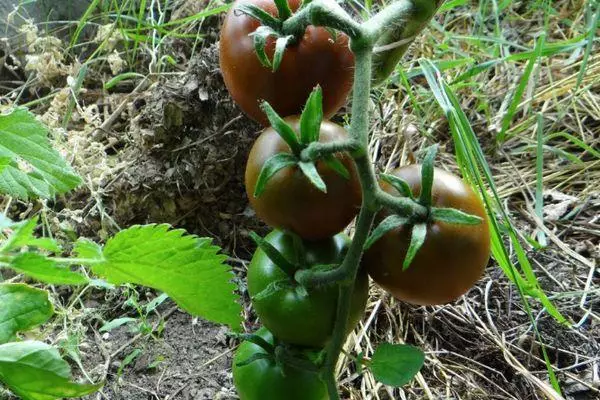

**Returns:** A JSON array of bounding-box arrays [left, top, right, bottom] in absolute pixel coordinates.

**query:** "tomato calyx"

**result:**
[[365, 145, 485, 270], [253, 86, 351, 198]]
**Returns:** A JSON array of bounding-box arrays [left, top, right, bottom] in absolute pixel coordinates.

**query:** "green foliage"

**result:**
[[0, 284, 53, 344], [0, 341, 102, 400], [0, 108, 81, 200], [370, 343, 425, 387]]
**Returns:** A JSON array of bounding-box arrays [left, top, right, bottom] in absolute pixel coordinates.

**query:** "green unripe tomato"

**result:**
[[232, 327, 328, 400], [247, 230, 369, 348]]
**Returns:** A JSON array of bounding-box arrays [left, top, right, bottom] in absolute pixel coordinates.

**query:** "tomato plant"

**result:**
[[219, 0, 354, 126], [363, 164, 491, 306], [247, 230, 368, 348], [245, 116, 361, 240], [233, 327, 328, 400]]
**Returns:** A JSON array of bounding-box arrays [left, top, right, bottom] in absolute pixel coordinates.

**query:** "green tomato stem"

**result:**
[[299, 140, 362, 162]]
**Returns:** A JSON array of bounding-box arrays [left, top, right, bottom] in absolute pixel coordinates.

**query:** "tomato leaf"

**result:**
[[253, 153, 298, 197], [364, 215, 408, 250], [419, 145, 438, 207], [236, 3, 281, 30], [260, 103, 302, 154], [370, 343, 424, 387], [403, 223, 427, 270], [299, 86, 323, 144], [0, 218, 61, 253], [249, 231, 299, 277], [10, 253, 88, 285], [431, 207, 483, 225], [0, 108, 81, 200], [0, 341, 103, 400], [0, 284, 53, 345], [89, 224, 242, 330], [251, 26, 275, 68], [298, 161, 327, 193], [272, 35, 293, 71], [380, 173, 413, 199]]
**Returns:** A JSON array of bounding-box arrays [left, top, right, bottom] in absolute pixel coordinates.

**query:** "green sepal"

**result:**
[[300, 86, 323, 144], [249, 231, 299, 277], [273, 0, 292, 19], [298, 161, 327, 193], [253, 153, 298, 197], [252, 279, 293, 301], [236, 352, 272, 367], [323, 156, 350, 180], [380, 173, 413, 199], [403, 223, 427, 270], [419, 145, 438, 207], [236, 3, 281, 30], [430, 207, 482, 225], [364, 215, 408, 250], [260, 102, 303, 154], [251, 26, 277, 68], [273, 35, 293, 71]]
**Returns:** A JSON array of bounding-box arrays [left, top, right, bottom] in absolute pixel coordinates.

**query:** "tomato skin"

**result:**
[[363, 165, 491, 306], [247, 230, 369, 348], [233, 327, 328, 400], [219, 0, 354, 126], [245, 117, 361, 240]]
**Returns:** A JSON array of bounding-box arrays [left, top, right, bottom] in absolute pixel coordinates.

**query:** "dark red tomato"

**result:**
[[247, 230, 369, 348], [233, 327, 328, 400], [363, 165, 491, 306], [219, 0, 354, 126], [245, 117, 361, 240]]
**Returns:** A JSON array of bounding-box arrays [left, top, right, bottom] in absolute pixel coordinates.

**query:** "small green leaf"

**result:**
[[323, 156, 350, 180], [1, 218, 60, 253], [253, 153, 298, 197], [370, 343, 425, 387], [10, 253, 88, 285], [430, 207, 482, 225], [419, 145, 438, 207], [364, 215, 407, 250], [403, 223, 427, 270], [273, 35, 293, 71], [99, 317, 138, 333], [260, 102, 302, 154], [0, 108, 81, 200], [251, 26, 275, 68], [118, 349, 142, 376], [249, 231, 298, 276], [236, 3, 281, 30], [91, 224, 242, 330], [0, 341, 103, 399], [0, 284, 53, 344], [380, 173, 413, 199], [298, 161, 326, 193], [299, 86, 323, 144]]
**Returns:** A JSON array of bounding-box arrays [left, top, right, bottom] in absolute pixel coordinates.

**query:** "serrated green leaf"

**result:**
[[72, 238, 104, 261], [380, 173, 413, 199], [299, 86, 323, 144], [0, 108, 81, 200], [90, 224, 242, 330], [1, 218, 60, 253], [0, 284, 53, 344], [419, 145, 438, 207], [0, 341, 102, 400], [370, 343, 424, 387], [364, 215, 408, 250], [323, 156, 350, 180], [10, 253, 87, 285], [273, 35, 293, 71], [403, 223, 427, 271], [253, 153, 298, 197], [260, 102, 302, 154], [298, 161, 326, 193], [430, 207, 482, 225]]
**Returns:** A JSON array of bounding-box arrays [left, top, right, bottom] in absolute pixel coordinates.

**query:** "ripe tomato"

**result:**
[[247, 230, 369, 348], [219, 0, 354, 126], [233, 327, 328, 400], [245, 117, 361, 240], [363, 165, 491, 305]]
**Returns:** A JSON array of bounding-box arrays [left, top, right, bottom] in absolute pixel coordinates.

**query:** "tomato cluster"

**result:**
[[219, 0, 491, 397]]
